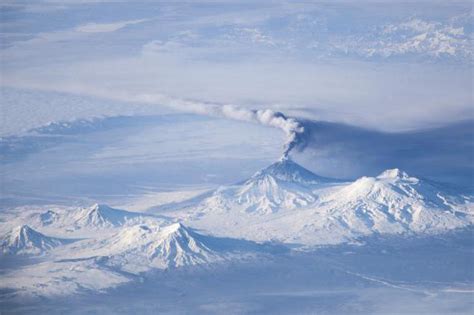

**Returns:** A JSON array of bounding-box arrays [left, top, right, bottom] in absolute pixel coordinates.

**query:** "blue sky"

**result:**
[[1, 1, 472, 132]]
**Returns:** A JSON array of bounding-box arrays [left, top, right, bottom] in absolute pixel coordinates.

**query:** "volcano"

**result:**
[[1, 225, 66, 255], [201, 157, 339, 214], [63, 223, 228, 274]]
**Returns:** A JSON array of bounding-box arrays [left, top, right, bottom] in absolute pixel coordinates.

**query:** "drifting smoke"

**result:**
[[134, 93, 305, 157]]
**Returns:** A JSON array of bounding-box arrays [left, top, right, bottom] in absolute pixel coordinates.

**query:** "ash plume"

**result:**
[[134, 93, 305, 158]]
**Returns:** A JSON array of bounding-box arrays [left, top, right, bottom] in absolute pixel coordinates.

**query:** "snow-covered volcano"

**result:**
[[252, 157, 333, 186], [1, 225, 66, 255], [201, 157, 338, 214], [72, 204, 143, 228], [316, 168, 473, 235], [63, 223, 229, 274]]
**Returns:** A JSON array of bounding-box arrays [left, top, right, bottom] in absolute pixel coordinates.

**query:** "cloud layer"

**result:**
[[1, 1, 472, 135]]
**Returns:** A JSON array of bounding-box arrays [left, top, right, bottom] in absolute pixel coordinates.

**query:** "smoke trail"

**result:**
[[134, 93, 305, 157]]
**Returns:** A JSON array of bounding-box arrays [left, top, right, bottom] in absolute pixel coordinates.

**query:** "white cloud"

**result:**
[[74, 19, 149, 33], [1, 18, 149, 50]]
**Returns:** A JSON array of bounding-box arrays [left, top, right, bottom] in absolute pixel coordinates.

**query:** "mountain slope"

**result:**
[[1, 225, 66, 255]]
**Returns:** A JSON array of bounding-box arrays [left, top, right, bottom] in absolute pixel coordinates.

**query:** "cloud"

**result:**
[[4, 49, 472, 132], [2, 2, 472, 134], [74, 19, 149, 33], [1, 18, 149, 50]]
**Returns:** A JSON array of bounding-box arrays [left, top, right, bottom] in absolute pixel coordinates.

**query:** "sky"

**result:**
[[1, 1, 472, 132]]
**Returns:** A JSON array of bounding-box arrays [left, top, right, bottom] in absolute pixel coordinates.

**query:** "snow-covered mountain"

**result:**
[[275, 168, 474, 245], [177, 160, 473, 246], [72, 203, 144, 228], [27, 204, 154, 231], [1, 225, 66, 255], [63, 223, 228, 274], [200, 157, 338, 214], [319, 168, 472, 233], [251, 156, 334, 186]]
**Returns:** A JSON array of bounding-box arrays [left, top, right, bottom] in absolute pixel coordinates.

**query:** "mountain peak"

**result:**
[[161, 222, 187, 235], [199, 158, 338, 214], [90, 203, 111, 213], [377, 168, 412, 180], [1, 225, 64, 255], [15, 224, 33, 234], [253, 157, 330, 185], [11, 224, 44, 241], [73, 203, 141, 229], [79, 222, 221, 271], [204, 158, 332, 214]]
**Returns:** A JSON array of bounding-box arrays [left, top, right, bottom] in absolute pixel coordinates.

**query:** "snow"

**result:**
[[1, 225, 67, 255], [0, 259, 130, 297]]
